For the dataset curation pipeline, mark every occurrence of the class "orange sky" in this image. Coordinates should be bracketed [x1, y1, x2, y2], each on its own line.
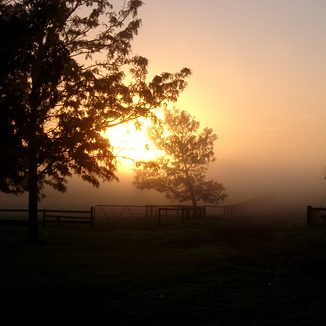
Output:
[2, 0, 326, 214]
[127, 0, 326, 207]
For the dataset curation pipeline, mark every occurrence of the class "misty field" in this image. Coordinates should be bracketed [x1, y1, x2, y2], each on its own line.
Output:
[1, 216, 326, 325]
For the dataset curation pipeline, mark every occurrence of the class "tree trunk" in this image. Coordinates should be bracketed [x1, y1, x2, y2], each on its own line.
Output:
[191, 194, 198, 218]
[184, 171, 197, 217]
[28, 131, 39, 243]
[28, 91, 39, 243]
[28, 37, 44, 244]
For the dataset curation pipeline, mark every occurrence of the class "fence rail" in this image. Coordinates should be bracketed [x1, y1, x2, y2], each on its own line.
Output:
[156, 206, 206, 224]
[0, 197, 269, 227]
[93, 204, 245, 225]
[0, 208, 94, 227]
[42, 208, 94, 227]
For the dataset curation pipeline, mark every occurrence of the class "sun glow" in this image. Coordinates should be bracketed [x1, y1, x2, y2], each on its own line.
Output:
[104, 119, 163, 170]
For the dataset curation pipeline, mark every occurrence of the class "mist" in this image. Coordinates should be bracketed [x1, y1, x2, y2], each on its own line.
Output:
[215, 158, 325, 220]
[1, 156, 324, 224]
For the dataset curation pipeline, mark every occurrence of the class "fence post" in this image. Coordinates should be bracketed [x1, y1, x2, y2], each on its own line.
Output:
[57, 214, 61, 227]
[307, 205, 312, 226]
[90, 207, 94, 228]
[157, 208, 161, 225]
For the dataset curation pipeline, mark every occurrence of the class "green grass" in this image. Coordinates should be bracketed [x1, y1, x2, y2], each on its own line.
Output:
[1, 217, 326, 325]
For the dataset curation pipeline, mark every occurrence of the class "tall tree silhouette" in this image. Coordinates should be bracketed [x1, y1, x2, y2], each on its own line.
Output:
[133, 108, 227, 207]
[0, 0, 191, 242]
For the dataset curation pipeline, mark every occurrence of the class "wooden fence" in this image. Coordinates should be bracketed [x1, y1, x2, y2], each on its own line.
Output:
[156, 206, 206, 225]
[93, 203, 250, 225]
[0, 208, 94, 227]
[42, 208, 94, 227]
[0, 196, 269, 227]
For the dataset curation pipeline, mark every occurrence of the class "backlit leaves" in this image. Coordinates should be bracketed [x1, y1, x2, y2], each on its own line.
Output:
[133, 108, 227, 205]
[0, 0, 190, 197]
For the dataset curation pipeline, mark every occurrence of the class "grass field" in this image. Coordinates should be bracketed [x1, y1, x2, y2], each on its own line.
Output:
[1, 216, 326, 325]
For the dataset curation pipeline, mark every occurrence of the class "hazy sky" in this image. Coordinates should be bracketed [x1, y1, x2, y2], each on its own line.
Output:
[128, 0, 326, 207]
[2, 0, 326, 214]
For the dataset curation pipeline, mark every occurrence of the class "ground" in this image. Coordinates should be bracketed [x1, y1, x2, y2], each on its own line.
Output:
[1, 216, 326, 325]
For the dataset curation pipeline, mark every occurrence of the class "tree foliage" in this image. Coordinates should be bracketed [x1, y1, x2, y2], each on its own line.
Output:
[0, 0, 191, 241]
[133, 108, 227, 206]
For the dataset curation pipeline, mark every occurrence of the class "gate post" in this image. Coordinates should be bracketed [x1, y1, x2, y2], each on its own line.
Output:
[307, 205, 312, 226]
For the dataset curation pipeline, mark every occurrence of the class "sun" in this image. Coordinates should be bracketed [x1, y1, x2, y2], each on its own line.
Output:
[104, 119, 162, 170]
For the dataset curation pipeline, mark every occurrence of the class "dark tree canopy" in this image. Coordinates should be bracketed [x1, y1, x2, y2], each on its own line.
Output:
[0, 0, 191, 241]
[133, 108, 227, 206]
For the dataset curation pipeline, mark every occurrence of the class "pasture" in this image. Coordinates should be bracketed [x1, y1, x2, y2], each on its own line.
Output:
[1, 216, 326, 325]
